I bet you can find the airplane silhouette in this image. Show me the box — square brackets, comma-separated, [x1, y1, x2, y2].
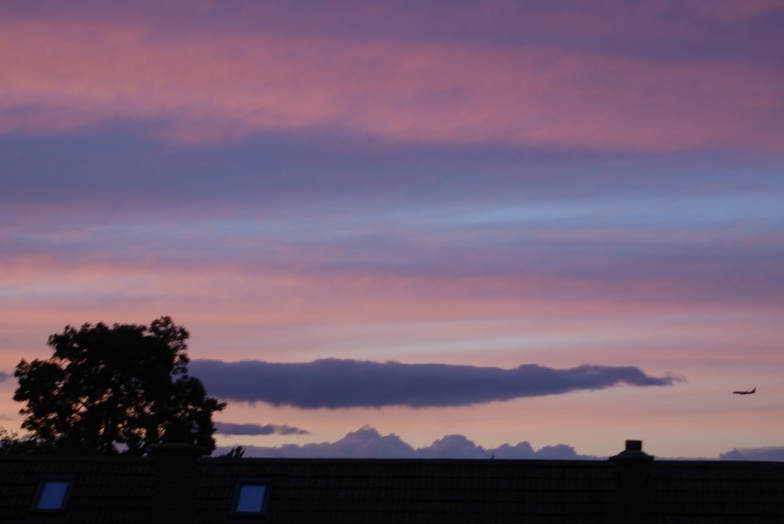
[733, 388, 756, 395]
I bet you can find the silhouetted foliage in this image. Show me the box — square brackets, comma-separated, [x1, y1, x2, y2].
[0, 427, 39, 455]
[13, 317, 225, 455]
[218, 445, 245, 458]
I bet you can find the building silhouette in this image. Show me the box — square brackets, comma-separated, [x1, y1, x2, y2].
[1, 440, 782, 523]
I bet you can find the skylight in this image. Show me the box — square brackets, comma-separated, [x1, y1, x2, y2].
[233, 480, 269, 514]
[34, 478, 73, 511]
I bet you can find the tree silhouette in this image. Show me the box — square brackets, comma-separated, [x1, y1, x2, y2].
[13, 317, 225, 455]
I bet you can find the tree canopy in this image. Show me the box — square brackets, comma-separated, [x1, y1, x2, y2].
[13, 317, 225, 455]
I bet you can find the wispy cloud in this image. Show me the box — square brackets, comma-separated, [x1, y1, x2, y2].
[192, 358, 680, 409]
[215, 426, 598, 459]
[719, 447, 784, 461]
[214, 422, 309, 436]
[2, 3, 781, 152]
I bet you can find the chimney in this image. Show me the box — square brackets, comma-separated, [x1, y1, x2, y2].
[610, 440, 653, 462]
[610, 440, 653, 523]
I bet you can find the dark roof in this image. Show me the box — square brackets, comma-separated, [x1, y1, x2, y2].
[0, 454, 155, 524]
[198, 458, 616, 523]
[651, 460, 784, 523]
[1, 441, 783, 523]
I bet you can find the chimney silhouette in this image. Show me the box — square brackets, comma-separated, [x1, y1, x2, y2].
[610, 440, 653, 523]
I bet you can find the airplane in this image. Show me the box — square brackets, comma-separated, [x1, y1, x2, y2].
[733, 388, 756, 395]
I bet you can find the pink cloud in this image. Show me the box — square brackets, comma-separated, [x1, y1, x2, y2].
[1, 9, 782, 152]
[2, 241, 777, 343]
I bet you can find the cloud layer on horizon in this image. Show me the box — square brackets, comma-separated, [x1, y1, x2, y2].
[192, 358, 679, 409]
[216, 425, 596, 460]
[217, 426, 783, 461]
[719, 447, 784, 461]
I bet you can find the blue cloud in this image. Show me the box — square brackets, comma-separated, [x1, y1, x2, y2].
[192, 358, 680, 409]
[719, 447, 784, 461]
[214, 426, 598, 459]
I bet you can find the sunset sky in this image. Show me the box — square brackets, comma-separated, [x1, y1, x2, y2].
[1, 0, 783, 460]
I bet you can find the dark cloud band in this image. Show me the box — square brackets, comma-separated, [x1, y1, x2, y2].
[213, 422, 309, 436]
[191, 358, 679, 409]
